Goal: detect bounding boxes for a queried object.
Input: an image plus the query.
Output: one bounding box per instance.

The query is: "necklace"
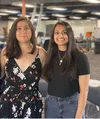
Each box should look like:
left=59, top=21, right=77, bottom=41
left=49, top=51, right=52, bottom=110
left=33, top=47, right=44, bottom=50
left=58, top=50, right=66, bottom=65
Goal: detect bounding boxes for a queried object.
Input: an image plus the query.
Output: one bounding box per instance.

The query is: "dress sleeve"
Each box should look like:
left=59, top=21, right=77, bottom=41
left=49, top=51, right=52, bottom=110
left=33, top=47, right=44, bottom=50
left=77, top=52, right=90, bottom=76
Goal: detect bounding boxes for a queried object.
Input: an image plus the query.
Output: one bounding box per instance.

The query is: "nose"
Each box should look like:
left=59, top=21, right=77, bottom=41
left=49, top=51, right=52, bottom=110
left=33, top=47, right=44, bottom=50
left=21, top=28, right=26, bottom=33
left=58, top=32, right=64, bottom=38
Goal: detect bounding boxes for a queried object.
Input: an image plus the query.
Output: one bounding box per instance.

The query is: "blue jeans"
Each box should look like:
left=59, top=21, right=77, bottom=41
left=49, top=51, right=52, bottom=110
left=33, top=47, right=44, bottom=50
left=45, top=92, right=85, bottom=118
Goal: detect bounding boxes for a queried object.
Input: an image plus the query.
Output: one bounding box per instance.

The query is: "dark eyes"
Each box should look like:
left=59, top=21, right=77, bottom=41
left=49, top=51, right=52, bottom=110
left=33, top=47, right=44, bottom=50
left=54, top=31, right=67, bottom=35
left=63, top=31, right=67, bottom=34
left=54, top=32, right=59, bottom=35
left=16, top=27, right=21, bottom=30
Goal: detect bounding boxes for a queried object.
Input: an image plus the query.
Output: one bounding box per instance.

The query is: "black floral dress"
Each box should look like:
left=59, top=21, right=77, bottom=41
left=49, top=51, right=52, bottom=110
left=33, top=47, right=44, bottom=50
left=0, top=53, right=43, bottom=118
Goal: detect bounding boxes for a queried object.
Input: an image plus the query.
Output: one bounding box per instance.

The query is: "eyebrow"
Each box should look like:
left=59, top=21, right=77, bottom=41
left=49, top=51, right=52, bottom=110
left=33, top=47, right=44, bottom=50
left=54, top=30, right=67, bottom=32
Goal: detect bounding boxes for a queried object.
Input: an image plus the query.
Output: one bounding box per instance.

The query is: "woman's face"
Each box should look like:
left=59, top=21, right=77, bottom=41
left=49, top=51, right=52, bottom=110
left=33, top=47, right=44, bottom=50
left=54, top=24, right=68, bottom=50
left=16, top=20, right=32, bottom=43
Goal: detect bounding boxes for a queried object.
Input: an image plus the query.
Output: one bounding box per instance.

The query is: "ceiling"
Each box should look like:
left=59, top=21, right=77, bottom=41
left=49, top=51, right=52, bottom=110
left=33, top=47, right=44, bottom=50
left=0, top=0, right=100, bottom=21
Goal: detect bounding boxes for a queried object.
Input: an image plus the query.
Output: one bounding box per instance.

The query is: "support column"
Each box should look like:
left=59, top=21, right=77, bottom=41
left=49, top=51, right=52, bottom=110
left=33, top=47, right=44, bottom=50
left=31, top=4, right=37, bottom=24
left=22, top=0, right=26, bottom=17
left=36, top=3, right=44, bottom=37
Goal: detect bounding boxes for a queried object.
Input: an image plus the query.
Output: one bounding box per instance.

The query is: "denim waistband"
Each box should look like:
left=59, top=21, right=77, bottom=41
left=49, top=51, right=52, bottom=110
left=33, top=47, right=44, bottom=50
left=47, top=92, right=79, bottom=101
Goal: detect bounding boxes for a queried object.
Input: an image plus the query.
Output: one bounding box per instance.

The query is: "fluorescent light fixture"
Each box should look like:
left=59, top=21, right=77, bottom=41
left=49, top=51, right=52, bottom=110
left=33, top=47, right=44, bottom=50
left=52, top=14, right=65, bottom=17
left=41, top=17, right=49, bottom=20
left=35, top=14, right=45, bottom=17
left=18, top=14, right=30, bottom=17
left=0, top=12, right=8, bottom=15
left=72, top=9, right=88, bottom=13
left=79, top=0, right=100, bottom=3
left=0, top=9, right=19, bottom=14
left=69, top=16, right=82, bottom=19
left=46, top=6, right=67, bottom=11
left=30, top=13, right=45, bottom=17
left=91, top=12, right=100, bottom=16
left=26, top=4, right=36, bottom=8
left=12, top=2, right=36, bottom=8
left=87, top=17, right=97, bottom=20
left=8, top=17, right=17, bottom=20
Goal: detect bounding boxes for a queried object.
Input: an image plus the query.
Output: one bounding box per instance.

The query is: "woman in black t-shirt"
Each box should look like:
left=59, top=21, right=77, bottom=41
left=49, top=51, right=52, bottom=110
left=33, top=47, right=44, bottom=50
left=43, top=21, right=90, bottom=118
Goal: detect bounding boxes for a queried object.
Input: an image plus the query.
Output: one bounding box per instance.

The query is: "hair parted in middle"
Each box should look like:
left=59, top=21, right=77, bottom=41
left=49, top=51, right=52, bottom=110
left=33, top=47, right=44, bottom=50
left=43, top=21, right=79, bottom=81
left=5, top=17, right=36, bottom=59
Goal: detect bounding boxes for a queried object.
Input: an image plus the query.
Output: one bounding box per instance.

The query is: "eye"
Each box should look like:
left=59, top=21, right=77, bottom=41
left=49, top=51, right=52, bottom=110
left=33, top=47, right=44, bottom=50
left=62, top=31, right=67, bottom=35
left=54, top=31, right=59, bottom=35
left=24, top=27, right=30, bottom=30
left=17, top=27, right=21, bottom=31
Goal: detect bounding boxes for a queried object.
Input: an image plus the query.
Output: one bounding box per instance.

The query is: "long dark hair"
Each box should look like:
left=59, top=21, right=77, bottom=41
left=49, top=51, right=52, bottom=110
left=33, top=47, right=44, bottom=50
left=43, top=21, right=79, bottom=81
left=5, top=17, right=36, bottom=58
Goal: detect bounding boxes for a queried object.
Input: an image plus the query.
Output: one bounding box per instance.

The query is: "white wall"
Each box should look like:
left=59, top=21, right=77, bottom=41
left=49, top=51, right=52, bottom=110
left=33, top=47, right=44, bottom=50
left=42, top=20, right=97, bottom=38
left=0, top=19, right=97, bottom=39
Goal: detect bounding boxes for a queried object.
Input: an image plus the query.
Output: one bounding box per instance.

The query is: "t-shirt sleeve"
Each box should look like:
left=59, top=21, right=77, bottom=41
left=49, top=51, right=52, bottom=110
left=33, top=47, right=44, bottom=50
left=77, top=52, right=90, bottom=75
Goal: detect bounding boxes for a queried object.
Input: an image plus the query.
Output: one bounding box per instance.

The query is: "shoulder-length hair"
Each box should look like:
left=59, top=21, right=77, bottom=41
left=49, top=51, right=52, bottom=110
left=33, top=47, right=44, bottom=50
left=43, top=21, right=79, bottom=81
left=5, top=17, right=36, bottom=58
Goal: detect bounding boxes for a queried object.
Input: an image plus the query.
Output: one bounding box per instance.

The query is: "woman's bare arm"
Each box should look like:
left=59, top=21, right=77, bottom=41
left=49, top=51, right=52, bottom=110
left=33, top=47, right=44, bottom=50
left=75, top=74, right=90, bottom=118
left=1, top=48, right=7, bottom=77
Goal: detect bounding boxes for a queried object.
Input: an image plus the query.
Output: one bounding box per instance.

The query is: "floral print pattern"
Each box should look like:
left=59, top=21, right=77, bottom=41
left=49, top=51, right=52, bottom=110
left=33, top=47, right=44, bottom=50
left=0, top=54, right=43, bottom=118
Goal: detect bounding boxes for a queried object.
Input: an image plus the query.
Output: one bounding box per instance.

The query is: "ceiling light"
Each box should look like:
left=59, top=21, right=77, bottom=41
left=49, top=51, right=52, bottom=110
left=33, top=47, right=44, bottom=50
left=8, top=17, right=18, bottom=20
left=91, top=12, right=100, bottom=16
left=0, top=9, right=19, bottom=14
left=0, top=13, right=8, bottom=16
left=12, top=2, right=36, bottom=8
left=52, top=14, right=65, bottom=17
left=30, top=13, right=45, bottom=17
left=46, top=6, right=67, bottom=11
left=87, top=17, right=97, bottom=20
left=72, top=9, right=88, bottom=13
left=69, top=16, right=82, bottom=19
left=35, top=14, right=45, bottom=17
left=41, top=17, right=49, bottom=20
left=25, top=4, right=35, bottom=8
left=18, top=14, right=30, bottom=17
left=79, top=0, right=100, bottom=3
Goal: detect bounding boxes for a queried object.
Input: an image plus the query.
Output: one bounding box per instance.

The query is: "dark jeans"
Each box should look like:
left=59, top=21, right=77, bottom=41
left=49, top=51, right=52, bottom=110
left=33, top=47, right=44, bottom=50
left=45, top=92, right=85, bottom=118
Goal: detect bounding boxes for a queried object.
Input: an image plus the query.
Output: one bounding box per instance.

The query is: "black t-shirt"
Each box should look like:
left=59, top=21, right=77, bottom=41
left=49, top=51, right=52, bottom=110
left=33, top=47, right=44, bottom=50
left=48, top=51, right=90, bottom=98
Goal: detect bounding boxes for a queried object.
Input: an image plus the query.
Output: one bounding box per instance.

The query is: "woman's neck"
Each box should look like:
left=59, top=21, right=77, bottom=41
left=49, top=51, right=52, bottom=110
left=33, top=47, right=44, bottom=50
left=58, top=45, right=67, bottom=51
left=19, top=42, right=33, bottom=53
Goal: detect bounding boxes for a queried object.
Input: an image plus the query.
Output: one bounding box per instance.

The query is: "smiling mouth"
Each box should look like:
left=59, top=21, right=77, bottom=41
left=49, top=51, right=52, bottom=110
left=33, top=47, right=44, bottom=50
left=57, top=39, right=65, bottom=41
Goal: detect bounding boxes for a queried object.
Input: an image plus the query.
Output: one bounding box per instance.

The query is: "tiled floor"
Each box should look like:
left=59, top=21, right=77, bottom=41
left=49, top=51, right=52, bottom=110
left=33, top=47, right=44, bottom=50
left=86, top=51, right=100, bottom=80
left=84, top=51, right=100, bottom=118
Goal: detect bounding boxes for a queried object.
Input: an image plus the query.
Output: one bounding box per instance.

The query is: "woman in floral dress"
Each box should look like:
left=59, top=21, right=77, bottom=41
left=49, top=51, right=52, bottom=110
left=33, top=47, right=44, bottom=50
left=0, top=17, right=46, bottom=118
